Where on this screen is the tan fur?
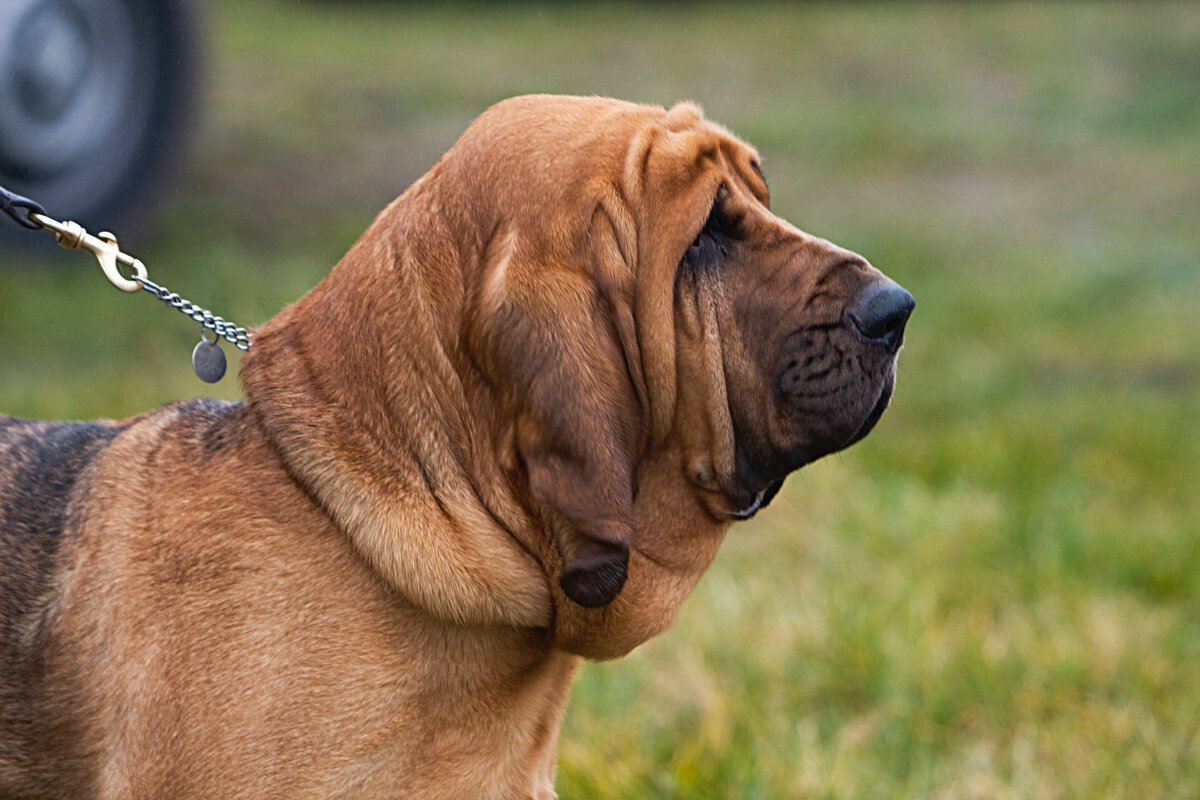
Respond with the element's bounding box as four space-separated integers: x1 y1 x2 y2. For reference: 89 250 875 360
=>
0 95 906 798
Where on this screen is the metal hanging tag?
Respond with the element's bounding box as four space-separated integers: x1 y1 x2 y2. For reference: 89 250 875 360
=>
192 329 227 383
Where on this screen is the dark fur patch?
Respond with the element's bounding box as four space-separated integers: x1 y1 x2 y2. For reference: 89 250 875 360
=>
187 398 243 458
0 416 124 796
0 420 121 646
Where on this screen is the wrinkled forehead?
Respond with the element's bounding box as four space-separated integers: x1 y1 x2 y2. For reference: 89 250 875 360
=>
454 96 768 209
629 106 768 203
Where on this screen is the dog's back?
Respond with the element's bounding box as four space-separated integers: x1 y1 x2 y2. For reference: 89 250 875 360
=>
0 416 125 797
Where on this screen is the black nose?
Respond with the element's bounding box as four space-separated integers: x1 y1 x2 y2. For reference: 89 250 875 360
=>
848 280 915 352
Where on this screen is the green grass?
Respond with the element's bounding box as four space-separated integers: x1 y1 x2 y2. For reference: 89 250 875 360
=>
2 2 1198 797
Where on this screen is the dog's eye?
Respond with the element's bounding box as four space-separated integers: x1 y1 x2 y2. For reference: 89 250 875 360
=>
685 186 741 267
707 185 743 236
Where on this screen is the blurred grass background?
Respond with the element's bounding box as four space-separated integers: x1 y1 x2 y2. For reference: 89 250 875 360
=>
2 2 1198 797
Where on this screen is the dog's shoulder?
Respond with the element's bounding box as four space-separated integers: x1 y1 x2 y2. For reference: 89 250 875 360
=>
0 400 243 654
0 400 249 793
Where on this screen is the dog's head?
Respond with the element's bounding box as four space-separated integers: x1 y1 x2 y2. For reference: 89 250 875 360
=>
445 96 912 654
245 96 911 658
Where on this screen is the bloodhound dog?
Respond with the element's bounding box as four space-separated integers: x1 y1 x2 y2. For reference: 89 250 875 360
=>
0 95 913 799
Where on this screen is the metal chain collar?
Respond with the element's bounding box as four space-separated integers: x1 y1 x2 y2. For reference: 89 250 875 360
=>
132 275 252 351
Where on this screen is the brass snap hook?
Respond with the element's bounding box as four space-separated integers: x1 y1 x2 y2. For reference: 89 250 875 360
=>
28 212 148 292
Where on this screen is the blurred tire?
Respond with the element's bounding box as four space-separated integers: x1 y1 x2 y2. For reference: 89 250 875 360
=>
0 0 199 254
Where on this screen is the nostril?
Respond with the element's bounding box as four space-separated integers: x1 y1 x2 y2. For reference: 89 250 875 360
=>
849 281 915 351
856 306 907 345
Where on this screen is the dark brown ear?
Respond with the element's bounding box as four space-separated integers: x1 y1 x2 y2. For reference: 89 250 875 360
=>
471 224 644 608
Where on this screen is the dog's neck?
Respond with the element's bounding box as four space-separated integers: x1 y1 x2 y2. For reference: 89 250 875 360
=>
243 169 733 660
242 182 555 631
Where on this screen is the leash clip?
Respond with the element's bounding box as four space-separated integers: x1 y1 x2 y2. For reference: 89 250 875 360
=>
29 213 148 293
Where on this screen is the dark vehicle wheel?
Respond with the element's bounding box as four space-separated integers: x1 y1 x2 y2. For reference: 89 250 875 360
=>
0 0 199 251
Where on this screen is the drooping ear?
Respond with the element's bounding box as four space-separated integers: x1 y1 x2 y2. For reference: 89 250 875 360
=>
469 214 646 608
623 107 729 444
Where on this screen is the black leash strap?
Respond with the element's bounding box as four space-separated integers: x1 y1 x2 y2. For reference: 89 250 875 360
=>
0 184 47 230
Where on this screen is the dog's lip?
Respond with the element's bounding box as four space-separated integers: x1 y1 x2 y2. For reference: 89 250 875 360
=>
693 481 768 522
723 477 785 520
844 380 893 449
725 488 768 520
